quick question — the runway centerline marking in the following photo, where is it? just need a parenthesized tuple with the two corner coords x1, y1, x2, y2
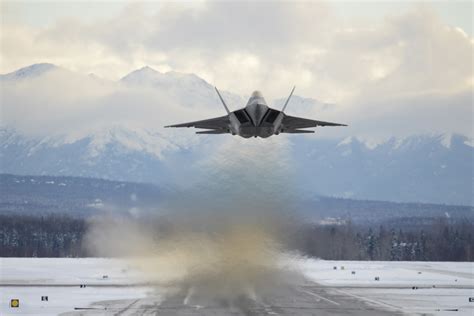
(298, 288, 340, 306)
(115, 299, 140, 315)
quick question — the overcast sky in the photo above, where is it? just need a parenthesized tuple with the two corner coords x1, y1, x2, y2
(1, 1, 473, 142)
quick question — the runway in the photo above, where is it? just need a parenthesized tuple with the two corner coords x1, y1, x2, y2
(66, 282, 400, 315)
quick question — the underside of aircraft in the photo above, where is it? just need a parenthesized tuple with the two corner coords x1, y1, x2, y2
(166, 87, 347, 138)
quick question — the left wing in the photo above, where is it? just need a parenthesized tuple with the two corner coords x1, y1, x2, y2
(282, 115, 347, 129)
(165, 115, 230, 130)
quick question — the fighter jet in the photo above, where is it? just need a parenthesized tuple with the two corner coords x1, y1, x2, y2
(165, 87, 347, 138)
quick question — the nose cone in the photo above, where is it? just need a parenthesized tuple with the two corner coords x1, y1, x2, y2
(248, 90, 267, 106)
(246, 90, 268, 125)
(251, 90, 263, 98)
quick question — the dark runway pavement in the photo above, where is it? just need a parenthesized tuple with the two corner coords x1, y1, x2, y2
(75, 282, 401, 315)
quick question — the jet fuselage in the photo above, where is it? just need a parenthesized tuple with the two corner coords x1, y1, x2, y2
(229, 91, 282, 138)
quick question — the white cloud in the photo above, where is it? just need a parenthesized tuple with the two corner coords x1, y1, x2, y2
(1, 67, 209, 138)
(0, 2, 472, 143)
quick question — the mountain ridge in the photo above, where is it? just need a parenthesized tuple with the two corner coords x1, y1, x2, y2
(1, 125, 472, 206)
(1, 64, 472, 205)
(1, 173, 472, 223)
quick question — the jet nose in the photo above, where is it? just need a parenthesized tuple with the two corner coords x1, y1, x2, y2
(251, 90, 263, 98)
(248, 90, 266, 105)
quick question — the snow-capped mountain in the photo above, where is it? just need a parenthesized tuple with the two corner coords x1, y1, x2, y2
(1, 64, 472, 206)
(0, 63, 58, 81)
(291, 134, 473, 206)
(122, 66, 210, 88)
(120, 66, 245, 110)
(0, 126, 186, 183)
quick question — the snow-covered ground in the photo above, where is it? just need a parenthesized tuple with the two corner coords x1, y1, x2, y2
(298, 259, 473, 287)
(0, 258, 473, 315)
(0, 258, 147, 286)
(0, 258, 155, 316)
(296, 259, 474, 315)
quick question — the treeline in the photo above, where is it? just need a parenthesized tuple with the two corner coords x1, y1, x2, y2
(297, 219, 473, 261)
(0, 214, 86, 257)
(0, 214, 473, 261)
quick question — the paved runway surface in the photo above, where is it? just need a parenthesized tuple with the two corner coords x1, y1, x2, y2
(69, 283, 401, 315)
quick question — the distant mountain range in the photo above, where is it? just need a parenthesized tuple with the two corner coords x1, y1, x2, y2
(1, 174, 472, 226)
(0, 173, 162, 217)
(1, 64, 473, 206)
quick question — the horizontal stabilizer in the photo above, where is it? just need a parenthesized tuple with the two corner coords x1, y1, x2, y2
(196, 130, 229, 134)
(282, 129, 315, 134)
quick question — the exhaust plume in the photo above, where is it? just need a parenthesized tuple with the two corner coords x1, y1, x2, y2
(85, 138, 305, 307)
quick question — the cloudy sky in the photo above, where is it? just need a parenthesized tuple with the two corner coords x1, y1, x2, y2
(1, 0, 473, 141)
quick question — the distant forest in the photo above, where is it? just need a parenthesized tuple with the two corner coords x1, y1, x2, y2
(0, 215, 86, 257)
(1, 214, 472, 261)
(297, 219, 473, 261)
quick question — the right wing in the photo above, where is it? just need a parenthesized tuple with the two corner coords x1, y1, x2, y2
(165, 115, 230, 130)
(282, 115, 347, 129)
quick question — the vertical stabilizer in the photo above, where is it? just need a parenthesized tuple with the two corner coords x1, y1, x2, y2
(215, 87, 230, 114)
(282, 86, 296, 112)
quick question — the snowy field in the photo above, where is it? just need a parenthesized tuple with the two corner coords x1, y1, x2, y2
(297, 259, 474, 315)
(0, 258, 473, 315)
